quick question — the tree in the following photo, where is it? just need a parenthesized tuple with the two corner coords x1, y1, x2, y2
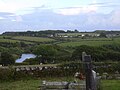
(33, 45, 57, 63)
(72, 45, 96, 61)
(99, 32, 107, 38)
(0, 52, 15, 66)
(74, 29, 79, 33)
(72, 45, 120, 61)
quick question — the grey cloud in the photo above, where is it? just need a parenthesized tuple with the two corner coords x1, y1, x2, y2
(0, 12, 14, 17)
(89, 2, 111, 5)
(0, 12, 14, 15)
(89, 2, 120, 8)
(57, 7, 82, 9)
(0, 8, 120, 34)
(99, 4, 120, 7)
(0, 12, 16, 21)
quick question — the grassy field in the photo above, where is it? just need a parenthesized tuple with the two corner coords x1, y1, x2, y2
(0, 79, 40, 90)
(0, 36, 4, 39)
(58, 40, 114, 46)
(0, 38, 33, 44)
(58, 37, 120, 47)
(1, 35, 120, 47)
(60, 37, 112, 42)
(0, 36, 56, 44)
(12, 36, 56, 42)
(0, 79, 120, 90)
(0, 77, 73, 90)
(101, 80, 120, 90)
(0, 38, 20, 43)
(58, 40, 119, 47)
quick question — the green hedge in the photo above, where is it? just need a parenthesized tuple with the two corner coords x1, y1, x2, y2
(0, 62, 120, 81)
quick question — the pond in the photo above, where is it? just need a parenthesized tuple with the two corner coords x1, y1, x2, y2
(16, 54, 36, 63)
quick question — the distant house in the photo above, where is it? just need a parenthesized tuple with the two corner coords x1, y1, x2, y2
(63, 35, 69, 37)
(105, 31, 120, 38)
(55, 32, 100, 38)
(81, 34, 85, 37)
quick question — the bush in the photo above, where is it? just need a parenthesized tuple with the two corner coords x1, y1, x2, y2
(0, 52, 15, 66)
(0, 67, 15, 82)
(72, 45, 120, 61)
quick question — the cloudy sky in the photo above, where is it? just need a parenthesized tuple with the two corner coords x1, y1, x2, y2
(0, 0, 120, 34)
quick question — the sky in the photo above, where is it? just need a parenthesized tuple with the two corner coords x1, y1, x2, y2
(0, 0, 120, 34)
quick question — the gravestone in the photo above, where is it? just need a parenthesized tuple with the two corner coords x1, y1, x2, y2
(82, 52, 97, 90)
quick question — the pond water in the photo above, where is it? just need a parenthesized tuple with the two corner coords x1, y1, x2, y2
(16, 54, 36, 63)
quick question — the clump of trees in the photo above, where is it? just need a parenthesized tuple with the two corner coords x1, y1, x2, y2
(72, 44, 120, 61)
(2, 30, 66, 37)
(24, 44, 72, 64)
(0, 52, 15, 66)
(33, 45, 57, 64)
(24, 44, 120, 64)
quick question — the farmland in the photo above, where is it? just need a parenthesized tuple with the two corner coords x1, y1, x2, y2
(12, 36, 56, 42)
(1, 30, 120, 47)
(0, 36, 56, 44)
(58, 39, 114, 46)
(57, 37, 120, 47)
(1, 35, 120, 47)
(0, 39, 20, 43)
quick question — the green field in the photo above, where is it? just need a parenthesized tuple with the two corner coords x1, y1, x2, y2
(0, 36, 56, 44)
(1, 35, 120, 47)
(0, 39, 20, 43)
(0, 77, 73, 90)
(61, 37, 112, 41)
(0, 36, 3, 39)
(0, 38, 33, 44)
(0, 79, 120, 90)
(58, 40, 114, 46)
(0, 79, 40, 90)
(101, 80, 120, 90)
(12, 36, 56, 42)
(58, 38, 120, 47)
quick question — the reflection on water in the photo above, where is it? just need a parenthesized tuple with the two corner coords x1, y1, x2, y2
(16, 54, 36, 63)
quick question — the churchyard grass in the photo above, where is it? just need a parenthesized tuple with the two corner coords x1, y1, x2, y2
(101, 80, 120, 90)
(0, 78, 120, 90)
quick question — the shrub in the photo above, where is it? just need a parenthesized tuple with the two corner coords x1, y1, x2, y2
(72, 45, 120, 62)
(0, 67, 15, 82)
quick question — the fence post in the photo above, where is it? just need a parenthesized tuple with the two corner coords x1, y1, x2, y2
(82, 52, 95, 90)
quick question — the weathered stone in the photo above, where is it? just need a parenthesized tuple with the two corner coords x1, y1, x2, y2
(16, 68, 20, 71)
(40, 81, 86, 90)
